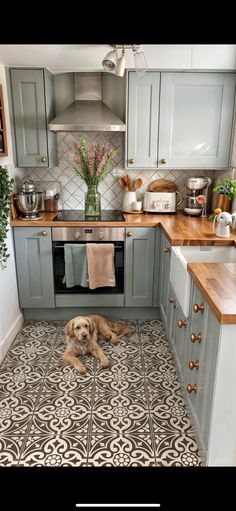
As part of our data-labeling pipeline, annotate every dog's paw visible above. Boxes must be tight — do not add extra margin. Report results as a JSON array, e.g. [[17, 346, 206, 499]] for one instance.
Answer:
[[101, 356, 109, 368], [110, 333, 118, 344], [77, 364, 86, 374]]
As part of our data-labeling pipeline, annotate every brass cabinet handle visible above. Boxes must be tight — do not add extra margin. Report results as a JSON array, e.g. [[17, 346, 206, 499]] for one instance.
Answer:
[[41, 156, 47, 163], [127, 231, 133, 237], [189, 360, 200, 370], [164, 247, 170, 253], [129, 159, 134, 164], [178, 319, 187, 328], [193, 303, 204, 313], [169, 297, 175, 304], [190, 332, 202, 343], [187, 384, 197, 394], [161, 158, 167, 164], [41, 231, 47, 236]]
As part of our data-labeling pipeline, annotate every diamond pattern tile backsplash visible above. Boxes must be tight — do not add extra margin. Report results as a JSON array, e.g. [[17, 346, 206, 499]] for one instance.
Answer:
[[17, 132, 234, 210]]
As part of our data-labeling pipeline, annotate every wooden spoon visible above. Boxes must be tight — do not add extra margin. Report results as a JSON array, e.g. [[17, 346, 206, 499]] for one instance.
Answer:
[[118, 177, 128, 191], [125, 174, 132, 191], [133, 178, 143, 191]]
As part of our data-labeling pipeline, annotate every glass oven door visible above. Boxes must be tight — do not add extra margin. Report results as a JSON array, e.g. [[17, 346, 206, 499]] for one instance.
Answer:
[[53, 241, 124, 294]]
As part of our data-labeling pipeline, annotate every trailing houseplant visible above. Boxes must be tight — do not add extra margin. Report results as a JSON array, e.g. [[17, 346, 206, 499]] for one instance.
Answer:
[[0, 165, 14, 268]]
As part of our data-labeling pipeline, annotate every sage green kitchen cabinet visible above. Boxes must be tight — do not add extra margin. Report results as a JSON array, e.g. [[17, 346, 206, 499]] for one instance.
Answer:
[[158, 230, 171, 324], [159, 73, 236, 169], [166, 283, 189, 373], [13, 227, 55, 308], [127, 71, 236, 169], [127, 72, 160, 168], [9, 68, 57, 167], [125, 227, 155, 306]]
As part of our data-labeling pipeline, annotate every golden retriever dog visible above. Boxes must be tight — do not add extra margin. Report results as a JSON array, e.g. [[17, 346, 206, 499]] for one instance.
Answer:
[[63, 315, 131, 374]]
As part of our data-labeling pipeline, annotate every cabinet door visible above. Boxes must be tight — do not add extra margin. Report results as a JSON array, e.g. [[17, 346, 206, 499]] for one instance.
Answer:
[[159, 231, 171, 324], [125, 227, 155, 306], [166, 283, 177, 346], [159, 73, 236, 168], [14, 227, 55, 308], [10, 69, 54, 167], [127, 72, 160, 168], [175, 300, 189, 372]]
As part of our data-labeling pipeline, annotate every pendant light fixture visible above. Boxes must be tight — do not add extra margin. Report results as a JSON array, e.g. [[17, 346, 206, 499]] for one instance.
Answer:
[[102, 45, 148, 77]]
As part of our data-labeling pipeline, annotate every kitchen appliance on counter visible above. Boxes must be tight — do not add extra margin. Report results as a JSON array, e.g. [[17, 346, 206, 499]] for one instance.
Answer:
[[184, 177, 212, 216], [14, 180, 43, 220], [143, 191, 183, 213], [53, 210, 125, 222]]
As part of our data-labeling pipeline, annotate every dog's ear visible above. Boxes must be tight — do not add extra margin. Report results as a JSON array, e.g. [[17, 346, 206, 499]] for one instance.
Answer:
[[64, 319, 75, 338], [87, 318, 95, 337]]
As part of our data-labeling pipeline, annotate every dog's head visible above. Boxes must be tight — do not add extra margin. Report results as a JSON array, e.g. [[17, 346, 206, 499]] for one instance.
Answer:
[[64, 316, 95, 344]]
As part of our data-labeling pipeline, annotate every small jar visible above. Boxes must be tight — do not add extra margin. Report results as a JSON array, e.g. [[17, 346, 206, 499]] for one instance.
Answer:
[[44, 190, 59, 212]]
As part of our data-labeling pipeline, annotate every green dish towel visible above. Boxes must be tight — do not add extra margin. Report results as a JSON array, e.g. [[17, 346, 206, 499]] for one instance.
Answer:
[[63, 244, 89, 288]]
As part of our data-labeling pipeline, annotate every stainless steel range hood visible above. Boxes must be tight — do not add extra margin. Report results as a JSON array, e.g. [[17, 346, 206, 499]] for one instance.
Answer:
[[49, 73, 125, 132]]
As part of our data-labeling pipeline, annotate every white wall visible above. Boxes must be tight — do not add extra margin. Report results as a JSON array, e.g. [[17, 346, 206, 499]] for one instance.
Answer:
[[0, 64, 23, 363]]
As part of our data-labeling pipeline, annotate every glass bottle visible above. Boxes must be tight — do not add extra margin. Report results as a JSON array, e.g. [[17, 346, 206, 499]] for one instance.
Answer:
[[84, 183, 101, 218]]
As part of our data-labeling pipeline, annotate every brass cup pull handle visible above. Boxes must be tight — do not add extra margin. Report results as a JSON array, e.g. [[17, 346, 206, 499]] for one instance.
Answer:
[[129, 159, 134, 164], [127, 231, 133, 237], [189, 360, 200, 370], [161, 158, 167, 164], [41, 156, 47, 163], [41, 231, 47, 236], [164, 247, 170, 253], [190, 332, 202, 343], [187, 384, 197, 394], [193, 303, 204, 313], [169, 297, 175, 304], [178, 319, 187, 328]]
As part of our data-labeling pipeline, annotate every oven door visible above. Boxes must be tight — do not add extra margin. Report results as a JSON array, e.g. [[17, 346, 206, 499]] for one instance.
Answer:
[[53, 240, 124, 294]]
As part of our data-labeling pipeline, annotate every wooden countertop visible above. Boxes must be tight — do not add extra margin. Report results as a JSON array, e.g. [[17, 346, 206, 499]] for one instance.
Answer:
[[188, 263, 236, 324], [11, 211, 236, 246]]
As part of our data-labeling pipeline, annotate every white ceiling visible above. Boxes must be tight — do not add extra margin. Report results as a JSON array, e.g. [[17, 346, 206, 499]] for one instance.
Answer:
[[0, 44, 144, 73]]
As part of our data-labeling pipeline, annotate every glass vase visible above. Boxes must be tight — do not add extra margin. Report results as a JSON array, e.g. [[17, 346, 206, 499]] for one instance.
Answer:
[[84, 183, 101, 218]]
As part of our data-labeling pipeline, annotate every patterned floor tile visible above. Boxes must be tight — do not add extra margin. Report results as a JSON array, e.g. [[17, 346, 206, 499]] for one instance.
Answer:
[[0, 319, 203, 466]]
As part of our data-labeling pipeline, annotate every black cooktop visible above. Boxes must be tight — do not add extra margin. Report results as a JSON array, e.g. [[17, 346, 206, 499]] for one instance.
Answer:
[[53, 210, 125, 222]]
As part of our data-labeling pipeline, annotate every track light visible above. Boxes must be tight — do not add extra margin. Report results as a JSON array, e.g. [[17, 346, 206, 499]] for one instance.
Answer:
[[102, 45, 148, 77]]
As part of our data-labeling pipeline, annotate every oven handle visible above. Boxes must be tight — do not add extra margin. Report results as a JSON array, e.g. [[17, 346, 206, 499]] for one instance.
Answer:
[[53, 244, 123, 249]]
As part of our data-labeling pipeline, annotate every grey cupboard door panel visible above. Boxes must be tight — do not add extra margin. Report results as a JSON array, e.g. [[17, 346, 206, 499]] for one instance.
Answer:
[[127, 72, 160, 168], [10, 69, 48, 167], [125, 227, 155, 306], [14, 227, 55, 308], [159, 73, 236, 168]]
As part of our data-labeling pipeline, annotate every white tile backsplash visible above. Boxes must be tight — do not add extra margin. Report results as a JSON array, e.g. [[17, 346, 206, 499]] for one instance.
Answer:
[[16, 131, 235, 210]]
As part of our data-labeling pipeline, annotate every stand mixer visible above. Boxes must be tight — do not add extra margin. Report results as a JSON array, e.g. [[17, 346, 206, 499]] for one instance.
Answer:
[[184, 177, 212, 216]]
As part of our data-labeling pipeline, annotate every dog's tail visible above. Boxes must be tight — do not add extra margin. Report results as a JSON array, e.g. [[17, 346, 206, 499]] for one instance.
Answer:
[[107, 320, 131, 338]]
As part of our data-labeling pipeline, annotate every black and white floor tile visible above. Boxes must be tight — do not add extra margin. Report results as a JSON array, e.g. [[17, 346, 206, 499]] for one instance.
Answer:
[[0, 319, 202, 466]]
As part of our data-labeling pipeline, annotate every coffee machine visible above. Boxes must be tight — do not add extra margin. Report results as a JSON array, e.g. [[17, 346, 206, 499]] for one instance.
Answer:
[[184, 177, 212, 216]]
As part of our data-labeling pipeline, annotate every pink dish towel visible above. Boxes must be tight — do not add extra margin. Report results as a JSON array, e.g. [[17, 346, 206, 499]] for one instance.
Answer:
[[86, 243, 116, 290]]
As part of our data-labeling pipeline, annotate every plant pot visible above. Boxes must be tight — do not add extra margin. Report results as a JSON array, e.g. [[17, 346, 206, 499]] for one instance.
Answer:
[[215, 194, 231, 212]]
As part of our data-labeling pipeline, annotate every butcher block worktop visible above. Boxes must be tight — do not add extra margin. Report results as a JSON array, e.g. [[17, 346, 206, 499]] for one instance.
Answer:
[[10, 211, 236, 246], [188, 263, 236, 324]]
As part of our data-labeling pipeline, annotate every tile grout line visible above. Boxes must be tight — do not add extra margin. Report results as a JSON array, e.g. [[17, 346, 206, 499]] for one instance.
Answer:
[[137, 321, 158, 467], [17, 323, 62, 466], [85, 357, 97, 465]]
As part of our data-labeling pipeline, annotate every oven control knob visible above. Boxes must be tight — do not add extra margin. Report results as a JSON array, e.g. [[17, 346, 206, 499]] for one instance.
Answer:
[[98, 232, 104, 240], [73, 232, 81, 239]]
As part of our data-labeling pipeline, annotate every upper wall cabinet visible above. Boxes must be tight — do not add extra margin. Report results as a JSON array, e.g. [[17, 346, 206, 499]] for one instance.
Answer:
[[127, 72, 236, 169], [127, 72, 160, 168], [9, 68, 57, 168]]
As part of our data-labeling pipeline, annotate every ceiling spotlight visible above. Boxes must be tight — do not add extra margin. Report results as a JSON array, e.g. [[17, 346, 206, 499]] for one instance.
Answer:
[[102, 48, 117, 71]]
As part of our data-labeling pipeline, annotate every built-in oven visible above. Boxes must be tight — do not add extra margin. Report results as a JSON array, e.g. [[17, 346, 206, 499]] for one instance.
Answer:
[[52, 227, 125, 294]]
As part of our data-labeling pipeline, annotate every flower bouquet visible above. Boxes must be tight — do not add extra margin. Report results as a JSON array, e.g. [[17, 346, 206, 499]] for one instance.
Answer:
[[68, 138, 116, 217]]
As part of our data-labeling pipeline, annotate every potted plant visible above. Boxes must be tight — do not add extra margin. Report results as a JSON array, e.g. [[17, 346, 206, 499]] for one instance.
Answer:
[[0, 165, 14, 268], [213, 178, 236, 212]]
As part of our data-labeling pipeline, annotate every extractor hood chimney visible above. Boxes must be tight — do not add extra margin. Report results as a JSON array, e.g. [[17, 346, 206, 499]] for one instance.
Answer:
[[48, 73, 125, 132]]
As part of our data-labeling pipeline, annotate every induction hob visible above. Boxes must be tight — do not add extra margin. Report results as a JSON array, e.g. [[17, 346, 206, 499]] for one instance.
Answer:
[[53, 210, 125, 222]]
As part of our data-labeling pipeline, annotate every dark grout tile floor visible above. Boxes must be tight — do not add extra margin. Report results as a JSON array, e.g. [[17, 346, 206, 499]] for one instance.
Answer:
[[0, 319, 202, 466]]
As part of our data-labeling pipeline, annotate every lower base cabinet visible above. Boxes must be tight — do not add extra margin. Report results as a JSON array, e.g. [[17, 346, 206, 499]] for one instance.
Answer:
[[14, 227, 55, 308], [168, 276, 235, 465], [125, 227, 155, 306]]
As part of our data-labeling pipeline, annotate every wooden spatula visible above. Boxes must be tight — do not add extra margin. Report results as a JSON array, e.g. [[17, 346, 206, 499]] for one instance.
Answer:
[[133, 178, 143, 191]]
